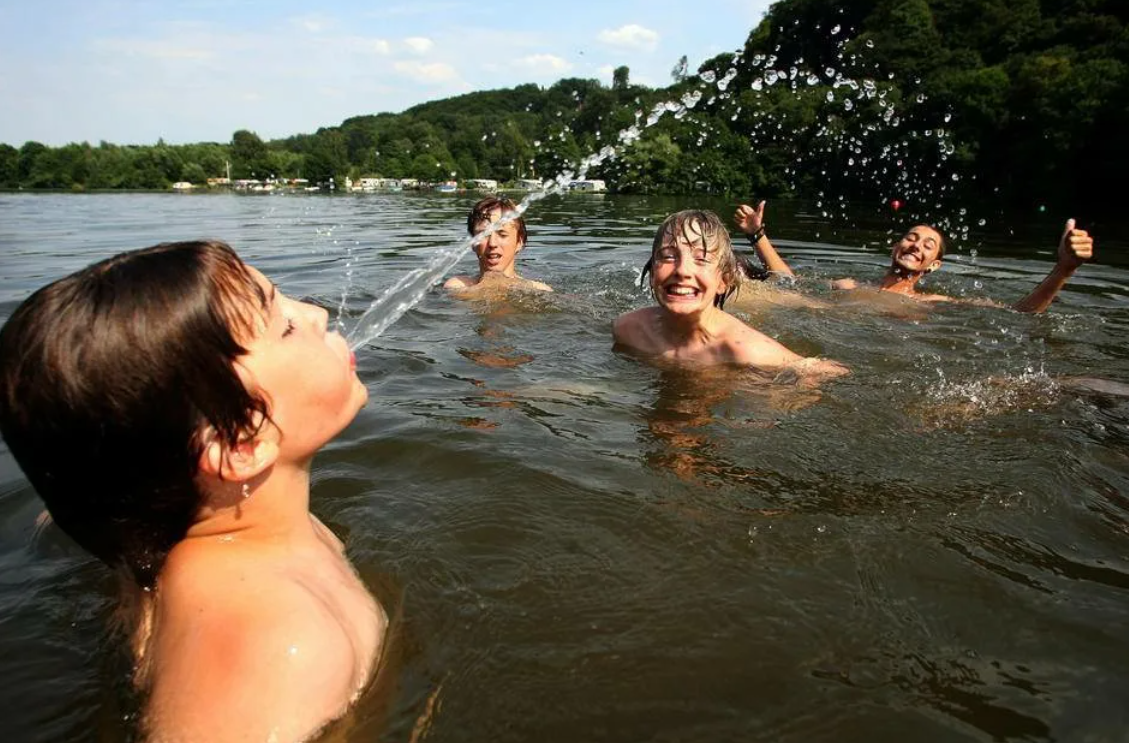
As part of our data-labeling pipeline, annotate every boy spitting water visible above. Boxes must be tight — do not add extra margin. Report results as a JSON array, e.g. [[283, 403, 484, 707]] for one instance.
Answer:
[[0, 241, 386, 742]]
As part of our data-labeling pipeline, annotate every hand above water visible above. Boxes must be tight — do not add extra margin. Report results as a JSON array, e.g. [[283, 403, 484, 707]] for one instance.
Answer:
[[1058, 218, 1093, 270], [734, 201, 766, 236]]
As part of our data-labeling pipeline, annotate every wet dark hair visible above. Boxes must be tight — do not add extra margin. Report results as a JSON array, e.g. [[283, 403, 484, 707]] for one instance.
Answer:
[[901, 224, 947, 259], [466, 195, 528, 245], [0, 240, 270, 589], [639, 210, 741, 308]]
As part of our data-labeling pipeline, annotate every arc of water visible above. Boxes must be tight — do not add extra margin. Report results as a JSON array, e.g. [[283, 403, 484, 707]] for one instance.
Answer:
[[344, 97, 707, 351]]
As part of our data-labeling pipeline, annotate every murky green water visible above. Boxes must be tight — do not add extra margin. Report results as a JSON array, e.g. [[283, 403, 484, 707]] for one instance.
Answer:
[[2, 192, 1129, 742]]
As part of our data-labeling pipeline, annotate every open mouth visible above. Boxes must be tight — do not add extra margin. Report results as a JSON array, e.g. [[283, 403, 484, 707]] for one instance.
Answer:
[[664, 285, 701, 300]]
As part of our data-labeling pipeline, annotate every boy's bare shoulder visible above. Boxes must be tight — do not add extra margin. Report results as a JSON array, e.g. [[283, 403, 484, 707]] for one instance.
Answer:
[[613, 307, 666, 356], [444, 274, 478, 290], [613, 306, 659, 337], [146, 549, 362, 742], [715, 311, 803, 369], [521, 278, 553, 292]]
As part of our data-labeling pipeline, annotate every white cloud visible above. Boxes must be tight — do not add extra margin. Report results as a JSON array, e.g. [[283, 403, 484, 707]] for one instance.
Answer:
[[515, 54, 572, 74], [403, 36, 435, 54], [394, 60, 458, 83], [291, 14, 334, 33], [338, 36, 392, 55], [598, 24, 659, 52]]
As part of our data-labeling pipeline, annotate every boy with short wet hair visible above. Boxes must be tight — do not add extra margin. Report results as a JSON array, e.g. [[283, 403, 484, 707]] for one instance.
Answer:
[[0, 240, 385, 742], [444, 196, 552, 293], [614, 209, 847, 382]]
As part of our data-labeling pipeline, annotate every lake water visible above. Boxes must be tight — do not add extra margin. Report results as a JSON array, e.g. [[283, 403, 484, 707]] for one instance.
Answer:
[[2, 192, 1129, 743]]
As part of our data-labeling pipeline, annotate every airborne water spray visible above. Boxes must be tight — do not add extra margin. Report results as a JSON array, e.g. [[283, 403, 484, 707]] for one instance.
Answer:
[[343, 23, 963, 348]]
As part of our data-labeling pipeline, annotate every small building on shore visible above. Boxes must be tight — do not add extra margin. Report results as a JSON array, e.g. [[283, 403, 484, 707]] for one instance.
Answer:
[[465, 178, 499, 191], [569, 179, 607, 193]]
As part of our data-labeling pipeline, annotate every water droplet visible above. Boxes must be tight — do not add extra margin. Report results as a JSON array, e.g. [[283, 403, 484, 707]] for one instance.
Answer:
[[700, 70, 717, 83], [717, 67, 738, 91], [831, 24, 841, 34]]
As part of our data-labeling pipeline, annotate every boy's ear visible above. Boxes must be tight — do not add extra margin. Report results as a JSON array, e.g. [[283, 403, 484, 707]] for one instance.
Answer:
[[926, 259, 942, 273], [198, 425, 279, 483]]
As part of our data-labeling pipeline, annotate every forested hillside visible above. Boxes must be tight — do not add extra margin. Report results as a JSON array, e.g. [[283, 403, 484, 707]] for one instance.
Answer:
[[2, 0, 1124, 216]]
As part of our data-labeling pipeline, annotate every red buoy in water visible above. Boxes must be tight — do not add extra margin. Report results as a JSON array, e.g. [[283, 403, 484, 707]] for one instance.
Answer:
[[890, 199, 903, 212]]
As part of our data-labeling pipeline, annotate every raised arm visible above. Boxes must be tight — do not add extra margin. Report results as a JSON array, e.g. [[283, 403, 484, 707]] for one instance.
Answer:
[[1012, 219, 1093, 313], [733, 201, 795, 277]]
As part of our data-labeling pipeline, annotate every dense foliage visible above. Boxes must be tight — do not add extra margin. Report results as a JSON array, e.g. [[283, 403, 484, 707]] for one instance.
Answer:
[[2, 0, 1124, 215]]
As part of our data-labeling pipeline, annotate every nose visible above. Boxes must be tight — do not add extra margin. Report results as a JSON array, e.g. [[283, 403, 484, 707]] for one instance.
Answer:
[[301, 300, 329, 335], [675, 251, 695, 275]]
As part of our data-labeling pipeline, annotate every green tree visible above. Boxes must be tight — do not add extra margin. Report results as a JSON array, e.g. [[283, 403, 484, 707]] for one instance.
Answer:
[[612, 65, 630, 92], [18, 141, 48, 183], [671, 55, 689, 83], [303, 130, 349, 185], [0, 144, 18, 186], [618, 132, 681, 192], [231, 130, 270, 179]]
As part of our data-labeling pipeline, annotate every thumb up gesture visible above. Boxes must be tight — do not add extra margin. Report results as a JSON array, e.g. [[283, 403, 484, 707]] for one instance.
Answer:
[[1059, 218, 1093, 269]]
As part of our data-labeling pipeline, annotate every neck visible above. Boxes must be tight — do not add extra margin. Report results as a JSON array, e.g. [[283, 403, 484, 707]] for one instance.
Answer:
[[479, 265, 518, 280], [659, 305, 721, 344], [879, 267, 924, 295], [187, 459, 315, 544]]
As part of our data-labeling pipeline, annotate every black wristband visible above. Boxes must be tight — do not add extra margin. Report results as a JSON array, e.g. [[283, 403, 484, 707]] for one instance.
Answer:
[[748, 228, 766, 243]]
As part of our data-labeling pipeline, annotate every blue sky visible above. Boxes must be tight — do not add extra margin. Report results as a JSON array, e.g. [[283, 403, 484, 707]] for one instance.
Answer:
[[1, 0, 772, 146]]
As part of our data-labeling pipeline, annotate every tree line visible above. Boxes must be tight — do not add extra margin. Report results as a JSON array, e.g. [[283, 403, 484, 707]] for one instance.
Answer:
[[1, 0, 1124, 216]]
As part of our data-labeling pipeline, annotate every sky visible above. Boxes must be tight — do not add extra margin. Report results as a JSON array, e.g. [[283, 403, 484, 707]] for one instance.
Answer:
[[1, 0, 773, 147]]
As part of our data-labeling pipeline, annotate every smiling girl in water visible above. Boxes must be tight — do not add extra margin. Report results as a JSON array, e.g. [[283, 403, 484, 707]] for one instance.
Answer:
[[0, 240, 386, 742], [613, 210, 847, 382]]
